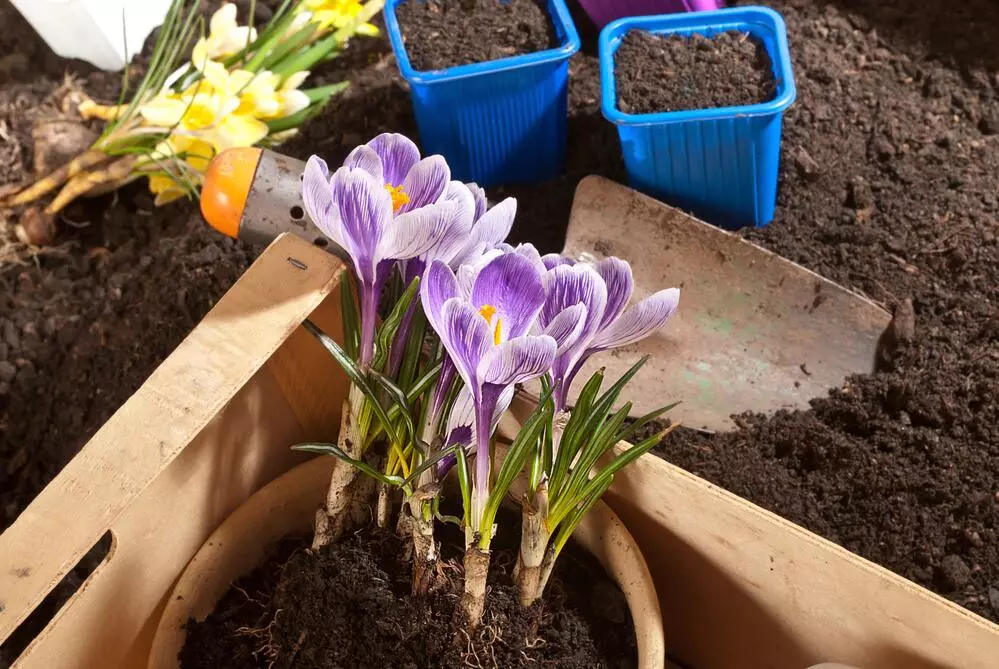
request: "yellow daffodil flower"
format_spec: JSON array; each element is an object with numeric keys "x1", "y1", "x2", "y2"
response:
[
  {"x1": 138, "y1": 137, "x2": 212, "y2": 204},
  {"x1": 198, "y1": 60, "x2": 312, "y2": 121},
  {"x1": 303, "y1": 0, "x2": 380, "y2": 36},
  {"x1": 139, "y1": 86, "x2": 269, "y2": 152},
  {"x1": 192, "y1": 3, "x2": 258, "y2": 69},
  {"x1": 147, "y1": 173, "x2": 188, "y2": 206},
  {"x1": 151, "y1": 135, "x2": 217, "y2": 173},
  {"x1": 270, "y1": 70, "x2": 313, "y2": 119}
]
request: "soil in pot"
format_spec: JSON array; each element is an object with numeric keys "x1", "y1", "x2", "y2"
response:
[
  {"x1": 614, "y1": 30, "x2": 777, "y2": 115},
  {"x1": 396, "y1": 0, "x2": 558, "y2": 71},
  {"x1": 179, "y1": 517, "x2": 637, "y2": 669}
]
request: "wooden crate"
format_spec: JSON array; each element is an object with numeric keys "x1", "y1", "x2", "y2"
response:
[{"x1": 0, "y1": 234, "x2": 996, "y2": 668}]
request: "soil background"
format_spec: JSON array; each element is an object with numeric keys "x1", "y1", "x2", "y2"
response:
[{"x1": 1, "y1": 0, "x2": 999, "y2": 662}]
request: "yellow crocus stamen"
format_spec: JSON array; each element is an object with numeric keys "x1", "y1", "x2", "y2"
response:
[
  {"x1": 384, "y1": 183, "x2": 409, "y2": 212},
  {"x1": 478, "y1": 304, "x2": 502, "y2": 345}
]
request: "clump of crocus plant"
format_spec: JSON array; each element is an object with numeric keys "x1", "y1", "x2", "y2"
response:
[
  {"x1": 3, "y1": 0, "x2": 382, "y2": 242},
  {"x1": 295, "y1": 133, "x2": 680, "y2": 630}
]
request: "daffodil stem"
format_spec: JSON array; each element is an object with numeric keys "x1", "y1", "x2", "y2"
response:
[
  {"x1": 254, "y1": 21, "x2": 318, "y2": 72},
  {"x1": 305, "y1": 82, "x2": 350, "y2": 104},
  {"x1": 46, "y1": 156, "x2": 137, "y2": 214},
  {"x1": 4, "y1": 150, "x2": 109, "y2": 207}
]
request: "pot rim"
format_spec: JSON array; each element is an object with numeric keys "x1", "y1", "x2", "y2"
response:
[{"x1": 148, "y1": 456, "x2": 665, "y2": 669}]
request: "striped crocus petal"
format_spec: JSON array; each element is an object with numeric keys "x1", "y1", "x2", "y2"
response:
[
  {"x1": 467, "y1": 182, "x2": 488, "y2": 221},
  {"x1": 470, "y1": 252, "x2": 547, "y2": 340},
  {"x1": 366, "y1": 132, "x2": 420, "y2": 186},
  {"x1": 596, "y1": 256, "x2": 635, "y2": 330},
  {"x1": 542, "y1": 253, "x2": 575, "y2": 270},
  {"x1": 420, "y1": 186, "x2": 476, "y2": 265},
  {"x1": 540, "y1": 263, "x2": 608, "y2": 408},
  {"x1": 397, "y1": 155, "x2": 450, "y2": 213},
  {"x1": 377, "y1": 200, "x2": 471, "y2": 265},
  {"x1": 540, "y1": 303, "x2": 587, "y2": 355},
  {"x1": 449, "y1": 200, "x2": 517, "y2": 268},
  {"x1": 343, "y1": 144, "x2": 384, "y2": 182},
  {"x1": 479, "y1": 336, "x2": 557, "y2": 388},
  {"x1": 590, "y1": 287, "x2": 680, "y2": 352},
  {"x1": 421, "y1": 260, "x2": 461, "y2": 344},
  {"x1": 436, "y1": 298, "x2": 492, "y2": 392},
  {"x1": 541, "y1": 263, "x2": 607, "y2": 355},
  {"x1": 327, "y1": 164, "x2": 393, "y2": 286},
  {"x1": 302, "y1": 155, "x2": 345, "y2": 249}
]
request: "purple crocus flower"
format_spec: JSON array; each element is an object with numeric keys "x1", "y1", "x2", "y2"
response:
[
  {"x1": 538, "y1": 256, "x2": 681, "y2": 411},
  {"x1": 588, "y1": 257, "x2": 681, "y2": 355},
  {"x1": 421, "y1": 253, "x2": 556, "y2": 531},
  {"x1": 537, "y1": 262, "x2": 608, "y2": 412},
  {"x1": 342, "y1": 133, "x2": 450, "y2": 215},
  {"x1": 402, "y1": 181, "x2": 477, "y2": 284},
  {"x1": 302, "y1": 156, "x2": 465, "y2": 368},
  {"x1": 387, "y1": 182, "x2": 477, "y2": 377},
  {"x1": 448, "y1": 189, "x2": 517, "y2": 269}
]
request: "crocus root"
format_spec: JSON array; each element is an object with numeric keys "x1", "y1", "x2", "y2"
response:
[
  {"x1": 515, "y1": 485, "x2": 549, "y2": 607},
  {"x1": 537, "y1": 544, "x2": 559, "y2": 597},
  {"x1": 408, "y1": 498, "x2": 438, "y2": 595},
  {"x1": 311, "y1": 385, "x2": 365, "y2": 551},
  {"x1": 311, "y1": 458, "x2": 358, "y2": 551},
  {"x1": 4, "y1": 150, "x2": 109, "y2": 206},
  {"x1": 375, "y1": 482, "x2": 392, "y2": 529},
  {"x1": 460, "y1": 547, "x2": 490, "y2": 631}
]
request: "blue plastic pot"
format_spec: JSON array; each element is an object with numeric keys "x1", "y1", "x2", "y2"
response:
[
  {"x1": 385, "y1": 0, "x2": 581, "y2": 187},
  {"x1": 599, "y1": 6, "x2": 796, "y2": 229}
]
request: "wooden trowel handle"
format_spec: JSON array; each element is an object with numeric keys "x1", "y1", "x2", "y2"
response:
[{"x1": 201, "y1": 148, "x2": 346, "y2": 259}]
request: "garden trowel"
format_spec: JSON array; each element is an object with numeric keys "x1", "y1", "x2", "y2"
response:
[
  {"x1": 201, "y1": 149, "x2": 892, "y2": 432},
  {"x1": 545, "y1": 176, "x2": 892, "y2": 431}
]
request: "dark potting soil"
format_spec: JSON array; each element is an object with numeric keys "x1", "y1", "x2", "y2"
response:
[
  {"x1": 179, "y1": 527, "x2": 636, "y2": 669},
  {"x1": 3, "y1": 0, "x2": 999, "y2": 661},
  {"x1": 395, "y1": 0, "x2": 558, "y2": 71},
  {"x1": 614, "y1": 29, "x2": 777, "y2": 115}
]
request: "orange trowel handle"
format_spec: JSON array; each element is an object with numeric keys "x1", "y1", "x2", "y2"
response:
[{"x1": 201, "y1": 147, "x2": 344, "y2": 257}]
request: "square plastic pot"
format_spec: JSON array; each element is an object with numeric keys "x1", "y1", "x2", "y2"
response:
[
  {"x1": 578, "y1": 0, "x2": 724, "y2": 30},
  {"x1": 599, "y1": 6, "x2": 796, "y2": 229},
  {"x1": 385, "y1": 0, "x2": 581, "y2": 186}
]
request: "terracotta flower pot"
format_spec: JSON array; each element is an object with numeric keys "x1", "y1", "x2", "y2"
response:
[{"x1": 147, "y1": 456, "x2": 666, "y2": 669}]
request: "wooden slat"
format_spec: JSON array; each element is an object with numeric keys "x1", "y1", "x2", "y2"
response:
[
  {"x1": 0, "y1": 234, "x2": 343, "y2": 646},
  {"x1": 508, "y1": 395, "x2": 999, "y2": 669}
]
